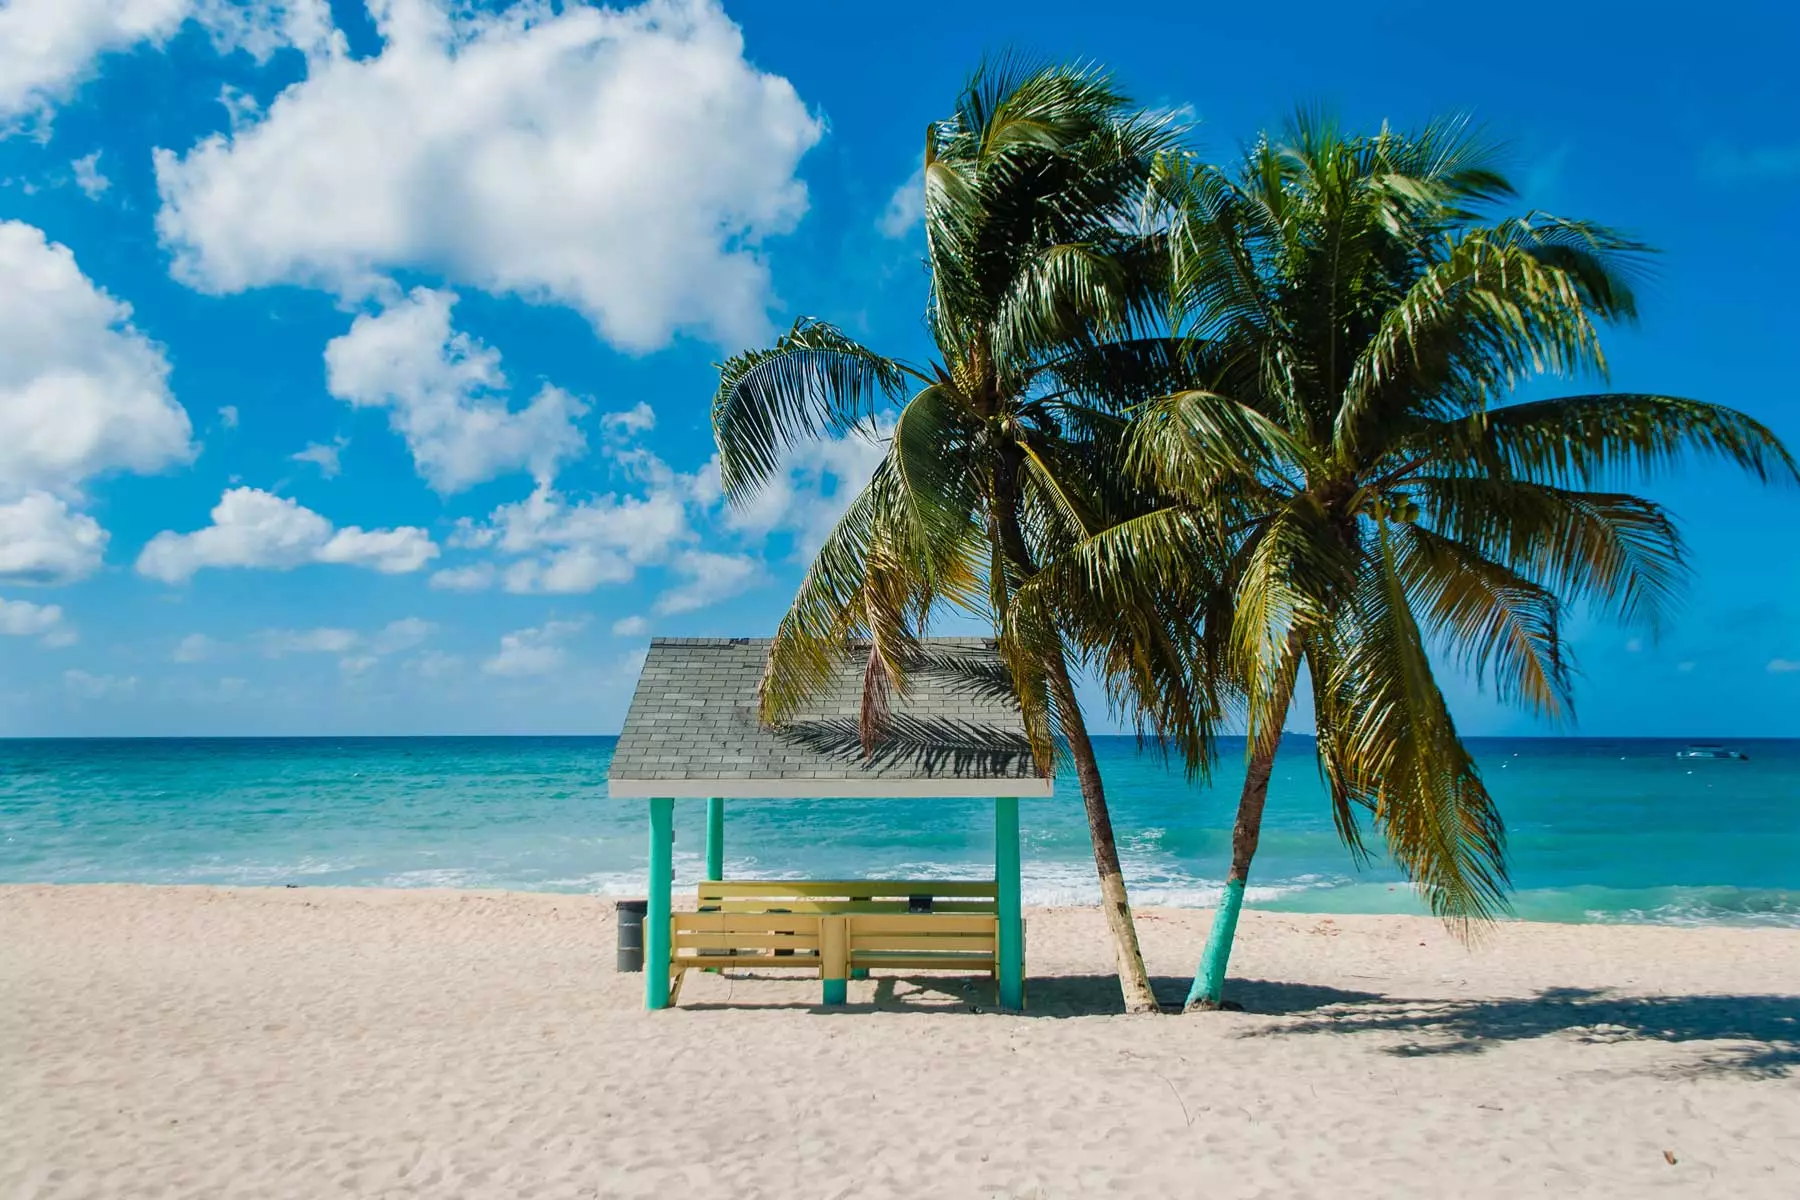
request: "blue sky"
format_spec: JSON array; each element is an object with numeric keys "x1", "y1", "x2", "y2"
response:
[{"x1": 0, "y1": 0, "x2": 1795, "y2": 737}]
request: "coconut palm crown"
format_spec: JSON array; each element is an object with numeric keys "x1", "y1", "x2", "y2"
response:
[
  {"x1": 1064, "y1": 114, "x2": 1797, "y2": 1008},
  {"x1": 709, "y1": 60, "x2": 1214, "y2": 1013}
]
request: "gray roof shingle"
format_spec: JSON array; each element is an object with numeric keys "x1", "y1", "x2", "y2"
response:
[{"x1": 607, "y1": 637, "x2": 1052, "y2": 798}]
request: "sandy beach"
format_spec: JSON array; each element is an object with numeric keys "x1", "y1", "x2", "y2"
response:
[{"x1": 3, "y1": 885, "x2": 1796, "y2": 1199}]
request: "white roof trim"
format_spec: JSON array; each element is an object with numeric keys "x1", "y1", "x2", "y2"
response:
[{"x1": 608, "y1": 777, "x2": 1054, "y2": 800}]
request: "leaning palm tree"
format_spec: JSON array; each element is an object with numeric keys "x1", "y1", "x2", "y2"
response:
[
  {"x1": 710, "y1": 61, "x2": 1212, "y2": 1013},
  {"x1": 1074, "y1": 114, "x2": 1795, "y2": 1010}
]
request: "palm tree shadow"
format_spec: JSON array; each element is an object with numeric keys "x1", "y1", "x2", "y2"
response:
[
  {"x1": 1253, "y1": 985, "x2": 1800, "y2": 1079},
  {"x1": 1020, "y1": 975, "x2": 1385, "y2": 1017}
]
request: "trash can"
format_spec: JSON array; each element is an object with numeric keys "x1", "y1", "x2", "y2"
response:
[{"x1": 615, "y1": 898, "x2": 648, "y2": 972}]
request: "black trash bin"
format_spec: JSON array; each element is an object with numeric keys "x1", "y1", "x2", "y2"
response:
[{"x1": 615, "y1": 898, "x2": 648, "y2": 972}]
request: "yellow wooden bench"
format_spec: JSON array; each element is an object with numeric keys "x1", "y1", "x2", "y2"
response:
[{"x1": 667, "y1": 880, "x2": 1011, "y2": 1006}]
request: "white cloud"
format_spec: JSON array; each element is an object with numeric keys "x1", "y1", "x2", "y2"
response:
[
  {"x1": 410, "y1": 649, "x2": 462, "y2": 680},
  {"x1": 0, "y1": 221, "x2": 193, "y2": 498},
  {"x1": 370, "y1": 616, "x2": 432, "y2": 655},
  {"x1": 0, "y1": 492, "x2": 108, "y2": 584},
  {"x1": 136, "y1": 487, "x2": 437, "y2": 583},
  {"x1": 1624, "y1": 637, "x2": 1644, "y2": 654},
  {"x1": 611, "y1": 615, "x2": 649, "y2": 637},
  {"x1": 654, "y1": 550, "x2": 762, "y2": 615},
  {"x1": 153, "y1": 0, "x2": 822, "y2": 351},
  {"x1": 1769, "y1": 658, "x2": 1800, "y2": 674},
  {"x1": 429, "y1": 563, "x2": 496, "y2": 592},
  {"x1": 290, "y1": 436, "x2": 346, "y2": 479},
  {"x1": 467, "y1": 473, "x2": 694, "y2": 595},
  {"x1": 0, "y1": 0, "x2": 189, "y2": 128},
  {"x1": 0, "y1": 595, "x2": 71, "y2": 645},
  {"x1": 324, "y1": 288, "x2": 586, "y2": 492},
  {"x1": 878, "y1": 162, "x2": 925, "y2": 238},
  {"x1": 71, "y1": 151, "x2": 109, "y2": 198},
  {"x1": 172, "y1": 632, "x2": 218, "y2": 663},
  {"x1": 218, "y1": 404, "x2": 239, "y2": 429},
  {"x1": 0, "y1": 0, "x2": 333, "y2": 130},
  {"x1": 63, "y1": 669, "x2": 136, "y2": 699},
  {"x1": 601, "y1": 402, "x2": 656, "y2": 440},
  {"x1": 484, "y1": 619, "x2": 584, "y2": 678},
  {"x1": 1676, "y1": 660, "x2": 1697, "y2": 675},
  {"x1": 258, "y1": 627, "x2": 358, "y2": 657}
]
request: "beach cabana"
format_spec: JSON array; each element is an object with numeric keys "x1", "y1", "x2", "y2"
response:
[{"x1": 608, "y1": 637, "x2": 1051, "y2": 1011}]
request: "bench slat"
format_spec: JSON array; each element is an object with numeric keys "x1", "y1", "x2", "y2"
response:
[
  {"x1": 674, "y1": 912, "x2": 822, "y2": 933},
  {"x1": 671, "y1": 955, "x2": 822, "y2": 969},
  {"x1": 845, "y1": 915, "x2": 997, "y2": 935},
  {"x1": 706, "y1": 899, "x2": 996, "y2": 915},
  {"x1": 850, "y1": 954, "x2": 999, "y2": 970},
  {"x1": 698, "y1": 880, "x2": 997, "y2": 899},
  {"x1": 851, "y1": 934, "x2": 995, "y2": 953},
  {"x1": 675, "y1": 933, "x2": 821, "y2": 950}
]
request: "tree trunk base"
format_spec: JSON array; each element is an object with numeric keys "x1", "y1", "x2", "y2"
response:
[{"x1": 1184, "y1": 997, "x2": 1244, "y2": 1013}]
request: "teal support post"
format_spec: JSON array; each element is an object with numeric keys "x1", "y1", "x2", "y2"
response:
[
  {"x1": 822, "y1": 979, "x2": 848, "y2": 1005},
  {"x1": 645, "y1": 797, "x2": 674, "y2": 1011},
  {"x1": 995, "y1": 796, "x2": 1024, "y2": 1011},
  {"x1": 1185, "y1": 877, "x2": 1246, "y2": 1010},
  {"x1": 704, "y1": 796, "x2": 724, "y2": 881}
]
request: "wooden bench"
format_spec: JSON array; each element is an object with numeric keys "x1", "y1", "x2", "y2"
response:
[{"x1": 666, "y1": 880, "x2": 1012, "y2": 1006}]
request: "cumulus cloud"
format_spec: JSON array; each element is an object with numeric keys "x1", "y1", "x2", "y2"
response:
[
  {"x1": 484, "y1": 619, "x2": 585, "y2": 678},
  {"x1": 136, "y1": 487, "x2": 437, "y2": 583},
  {"x1": 1769, "y1": 658, "x2": 1800, "y2": 674},
  {"x1": 654, "y1": 550, "x2": 762, "y2": 615},
  {"x1": 456, "y1": 472, "x2": 695, "y2": 596},
  {"x1": 0, "y1": 492, "x2": 108, "y2": 584},
  {"x1": 611, "y1": 615, "x2": 649, "y2": 637},
  {"x1": 429, "y1": 563, "x2": 496, "y2": 592},
  {"x1": 154, "y1": 0, "x2": 823, "y2": 351},
  {"x1": 290, "y1": 436, "x2": 346, "y2": 479},
  {"x1": 0, "y1": 595, "x2": 73, "y2": 645},
  {"x1": 257, "y1": 627, "x2": 358, "y2": 657},
  {"x1": 218, "y1": 405, "x2": 239, "y2": 429},
  {"x1": 0, "y1": 220, "x2": 193, "y2": 498},
  {"x1": 878, "y1": 163, "x2": 925, "y2": 238},
  {"x1": 171, "y1": 632, "x2": 218, "y2": 663},
  {"x1": 324, "y1": 288, "x2": 585, "y2": 492},
  {"x1": 71, "y1": 151, "x2": 109, "y2": 198},
  {"x1": 0, "y1": 0, "x2": 333, "y2": 129}
]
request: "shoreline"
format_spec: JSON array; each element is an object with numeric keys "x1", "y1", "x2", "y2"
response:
[
  {"x1": 3, "y1": 878, "x2": 1795, "y2": 930},
  {"x1": 5, "y1": 884, "x2": 1798, "y2": 1197}
]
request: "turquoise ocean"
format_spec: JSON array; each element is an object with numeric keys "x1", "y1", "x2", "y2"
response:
[{"x1": 2, "y1": 736, "x2": 1796, "y2": 927}]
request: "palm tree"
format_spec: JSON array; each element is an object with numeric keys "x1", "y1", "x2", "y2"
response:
[
  {"x1": 709, "y1": 61, "x2": 1212, "y2": 1013},
  {"x1": 1071, "y1": 115, "x2": 1797, "y2": 1010}
]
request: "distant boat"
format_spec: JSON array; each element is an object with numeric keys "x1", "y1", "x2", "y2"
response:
[{"x1": 1675, "y1": 744, "x2": 1750, "y2": 761}]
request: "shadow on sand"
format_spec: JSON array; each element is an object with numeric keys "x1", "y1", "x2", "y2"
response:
[
  {"x1": 1245, "y1": 984, "x2": 1800, "y2": 1079},
  {"x1": 678, "y1": 973, "x2": 1800, "y2": 1078}
]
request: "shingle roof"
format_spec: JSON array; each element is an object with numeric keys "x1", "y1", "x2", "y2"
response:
[{"x1": 607, "y1": 637, "x2": 1053, "y2": 798}]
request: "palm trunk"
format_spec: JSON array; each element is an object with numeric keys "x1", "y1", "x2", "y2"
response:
[
  {"x1": 1045, "y1": 655, "x2": 1159, "y2": 1014},
  {"x1": 991, "y1": 438, "x2": 1156, "y2": 1014},
  {"x1": 1185, "y1": 633, "x2": 1304, "y2": 1012}
]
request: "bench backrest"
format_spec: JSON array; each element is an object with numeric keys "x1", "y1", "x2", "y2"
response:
[
  {"x1": 669, "y1": 910, "x2": 825, "y2": 968},
  {"x1": 846, "y1": 913, "x2": 997, "y2": 962},
  {"x1": 697, "y1": 879, "x2": 997, "y2": 915}
]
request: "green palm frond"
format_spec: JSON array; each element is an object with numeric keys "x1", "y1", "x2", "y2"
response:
[{"x1": 712, "y1": 319, "x2": 921, "y2": 503}]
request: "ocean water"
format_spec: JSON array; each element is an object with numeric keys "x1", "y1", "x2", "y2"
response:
[{"x1": 1, "y1": 736, "x2": 1796, "y2": 927}]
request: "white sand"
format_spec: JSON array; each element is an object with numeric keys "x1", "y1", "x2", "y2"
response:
[{"x1": 3, "y1": 885, "x2": 1797, "y2": 1199}]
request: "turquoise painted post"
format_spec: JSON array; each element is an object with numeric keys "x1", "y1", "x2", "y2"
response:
[
  {"x1": 1185, "y1": 877, "x2": 1246, "y2": 1009},
  {"x1": 704, "y1": 796, "x2": 724, "y2": 881},
  {"x1": 645, "y1": 797, "x2": 674, "y2": 1011},
  {"x1": 822, "y1": 978, "x2": 848, "y2": 1005},
  {"x1": 995, "y1": 796, "x2": 1023, "y2": 1011}
]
